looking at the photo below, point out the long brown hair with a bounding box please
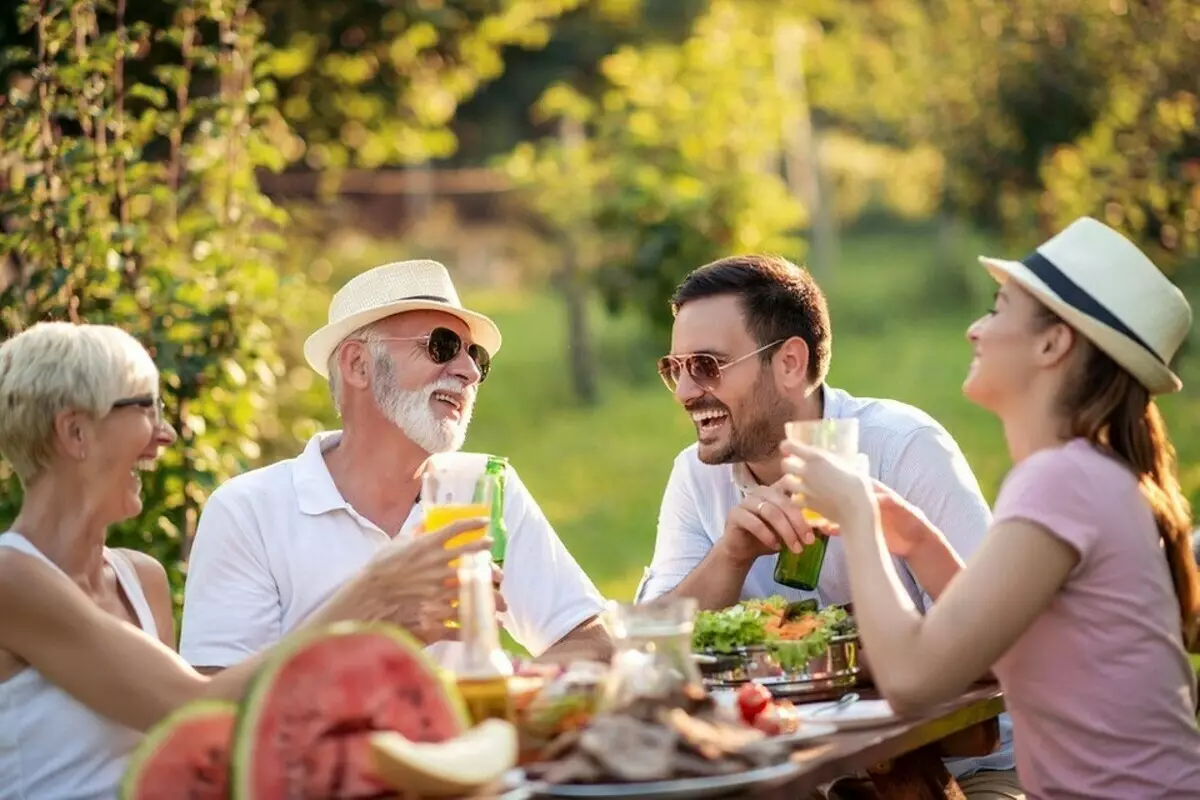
[1040,305,1200,650]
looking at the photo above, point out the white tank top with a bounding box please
[0,532,160,800]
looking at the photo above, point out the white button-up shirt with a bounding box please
[179,431,608,667]
[637,385,1016,778]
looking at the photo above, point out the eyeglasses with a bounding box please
[371,327,492,383]
[656,339,784,392]
[111,394,165,423]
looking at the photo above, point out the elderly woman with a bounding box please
[0,321,490,799]
[781,218,1200,799]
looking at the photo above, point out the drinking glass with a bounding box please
[784,418,860,526]
[774,418,863,591]
[421,453,494,566]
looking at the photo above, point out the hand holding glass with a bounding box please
[774,419,864,591]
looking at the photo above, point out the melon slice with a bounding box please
[231,621,470,799]
[119,700,237,800]
[370,718,519,797]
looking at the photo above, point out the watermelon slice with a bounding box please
[119,700,237,800]
[231,621,470,799]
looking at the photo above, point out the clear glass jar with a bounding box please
[598,597,705,712]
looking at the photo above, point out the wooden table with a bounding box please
[735,683,1007,799]
[508,684,1007,800]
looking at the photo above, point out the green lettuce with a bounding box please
[692,601,853,673]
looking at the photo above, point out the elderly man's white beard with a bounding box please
[369,344,475,454]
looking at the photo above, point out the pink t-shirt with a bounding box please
[992,438,1200,799]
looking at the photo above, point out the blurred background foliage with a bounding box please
[1,0,1198,617]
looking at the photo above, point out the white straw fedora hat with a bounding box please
[978,216,1192,394]
[303,259,502,379]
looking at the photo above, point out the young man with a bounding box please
[638,255,1022,798]
[179,260,611,671]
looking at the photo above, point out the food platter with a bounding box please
[505,598,860,799]
[519,760,802,798]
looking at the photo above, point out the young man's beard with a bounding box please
[369,342,473,454]
[699,371,793,465]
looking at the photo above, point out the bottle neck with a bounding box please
[457,553,509,677]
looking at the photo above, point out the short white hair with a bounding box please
[326,321,383,415]
[0,322,158,484]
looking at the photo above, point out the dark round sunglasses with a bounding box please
[656,339,783,392]
[375,327,492,382]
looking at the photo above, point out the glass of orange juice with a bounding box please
[420,453,494,566]
[783,418,861,526]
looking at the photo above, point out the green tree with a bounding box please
[0,0,304,612]
[504,0,806,357]
[1037,0,1200,270]
[255,0,590,177]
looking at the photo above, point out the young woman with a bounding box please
[0,321,490,799]
[781,217,1200,799]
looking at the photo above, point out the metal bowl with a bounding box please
[698,634,860,697]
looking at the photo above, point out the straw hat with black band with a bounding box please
[977,216,1192,395]
[303,259,503,380]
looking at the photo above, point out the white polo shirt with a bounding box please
[178,431,608,667]
[636,385,1017,777]
[636,386,995,610]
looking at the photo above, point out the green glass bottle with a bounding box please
[773,532,829,591]
[483,455,509,565]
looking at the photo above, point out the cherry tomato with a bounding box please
[736,682,773,724]
[752,705,783,735]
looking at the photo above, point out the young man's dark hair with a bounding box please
[670,254,832,385]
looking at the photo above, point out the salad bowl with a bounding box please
[691,598,860,697]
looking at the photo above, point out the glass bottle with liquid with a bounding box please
[482,455,509,565]
[454,552,515,725]
[773,521,829,591]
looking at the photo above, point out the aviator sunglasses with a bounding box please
[372,326,492,382]
[656,339,784,392]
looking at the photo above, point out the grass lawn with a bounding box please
[447,224,1200,611]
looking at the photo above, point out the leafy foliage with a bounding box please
[504,0,806,343]
[801,0,1200,267]
[256,0,589,173]
[0,0,303,608]
[1037,0,1200,269]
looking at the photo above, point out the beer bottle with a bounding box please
[773,531,828,591]
[454,552,515,725]
[483,455,509,565]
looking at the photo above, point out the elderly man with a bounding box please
[179,260,611,670]
[637,254,1022,798]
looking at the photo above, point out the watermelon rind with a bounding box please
[230,620,470,799]
[118,699,238,800]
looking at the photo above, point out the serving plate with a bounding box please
[513,760,802,799]
[795,698,898,730]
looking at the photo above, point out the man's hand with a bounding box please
[535,616,613,665]
[717,482,816,567]
[410,543,511,644]
[318,517,491,643]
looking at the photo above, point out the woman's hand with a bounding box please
[870,480,941,558]
[779,440,877,530]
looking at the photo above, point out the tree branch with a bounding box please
[113,0,134,290]
[36,0,76,321]
[166,3,196,243]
